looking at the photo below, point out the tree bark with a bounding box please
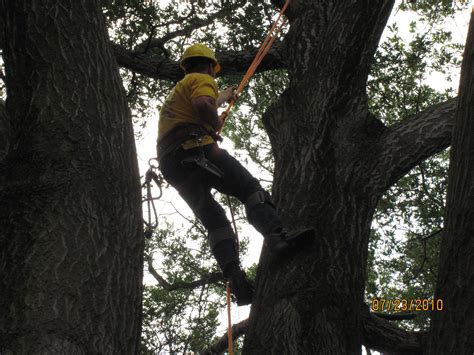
[373,98,456,193]
[0,1,143,353]
[242,0,455,353]
[243,1,397,353]
[427,9,474,355]
[0,99,9,162]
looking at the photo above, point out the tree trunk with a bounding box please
[243,1,454,353]
[0,1,143,353]
[427,9,474,355]
[243,1,394,353]
[0,99,9,161]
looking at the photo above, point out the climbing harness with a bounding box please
[157,124,211,160]
[181,141,224,178]
[142,158,165,239]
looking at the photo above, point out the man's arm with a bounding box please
[192,96,223,131]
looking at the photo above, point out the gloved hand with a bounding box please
[217,86,238,106]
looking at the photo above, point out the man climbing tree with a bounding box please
[157,43,314,305]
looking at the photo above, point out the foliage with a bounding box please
[141,222,225,353]
[1,57,5,100]
[223,69,288,176]
[365,1,466,330]
[366,156,447,330]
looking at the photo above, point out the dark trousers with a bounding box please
[159,143,262,233]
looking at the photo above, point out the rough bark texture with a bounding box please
[427,10,474,355]
[0,99,9,161]
[241,0,456,353]
[0,1,143,353]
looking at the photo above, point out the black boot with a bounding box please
[265,228,315,255]
[224,262,254,306]
[212,237,254,306]
[245,190,315,255]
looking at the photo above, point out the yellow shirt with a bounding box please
[158,73,218,147]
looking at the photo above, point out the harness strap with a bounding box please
[244,190,274,209]
[157,124,210,160]
[181,152,224,178]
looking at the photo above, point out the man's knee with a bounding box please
[208,225,238,252]
[244,189,274,215]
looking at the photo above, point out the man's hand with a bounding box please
[216,86,238,107]
[218,111,228,122]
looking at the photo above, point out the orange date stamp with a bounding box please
[371,298,444,312]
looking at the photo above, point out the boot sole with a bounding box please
[285,228,315,249]
[236,298,253,306]
[268,228,315,258]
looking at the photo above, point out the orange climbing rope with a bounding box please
[226,282,234,355]
[218,0,291,134]
[223,2,291,355]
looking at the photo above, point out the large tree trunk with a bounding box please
[243,1,455,353]
[427,10,474,355]
[0,1,143,353]
[0,99,9,161]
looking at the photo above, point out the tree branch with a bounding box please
[145,254,223,291]
[112,41,287,82]
[201,318,249,355]
[421,228,442,241]
[373,97,457,193]
[362,305,425,354]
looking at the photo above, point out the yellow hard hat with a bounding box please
[179,44,221,73]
